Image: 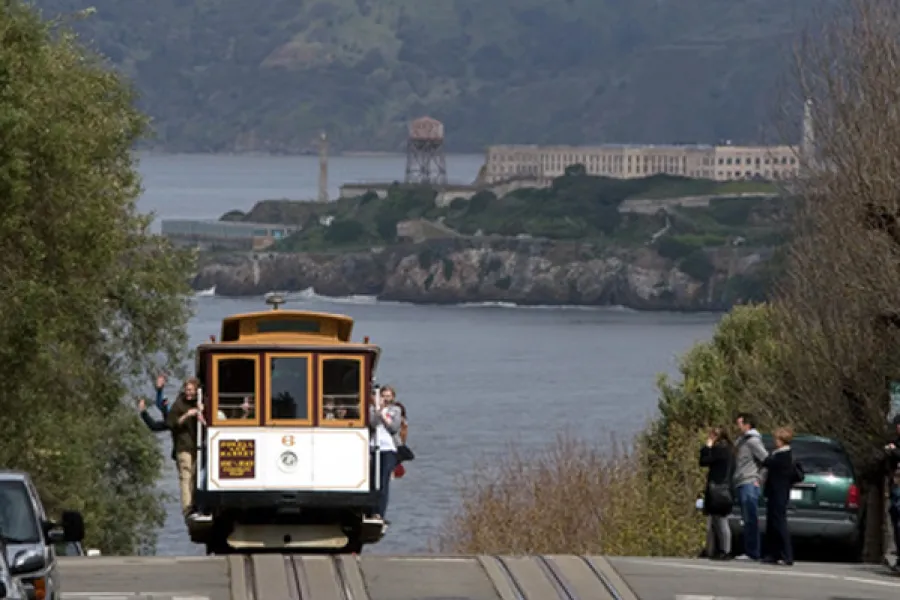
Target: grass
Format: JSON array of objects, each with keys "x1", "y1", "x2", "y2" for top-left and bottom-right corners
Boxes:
[
  {"x1": 433, "y1": 427, "x2": 707, "y2": 556},
  {"x1": 633, "y1": 179, "x2": 778, "y2": 200}
]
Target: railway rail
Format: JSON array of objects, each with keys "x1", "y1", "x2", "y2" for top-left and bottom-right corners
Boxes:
[{"x1": 228, "y1": 554, "x2": 637, "y2": 600}]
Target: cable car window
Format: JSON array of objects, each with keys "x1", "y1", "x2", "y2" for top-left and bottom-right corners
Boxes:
[
  {"x1": 269, "y1": 356, "x2": 311, "y2": 421},
  {"x1": 320, "y1": 355, "x2": 364, "y2": 426},
  {"x1": 213, "y1": 356, "x2": 258, "y2": 424}
]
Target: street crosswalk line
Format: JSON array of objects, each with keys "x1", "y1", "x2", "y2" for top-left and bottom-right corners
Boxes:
[
  {"x1": 675, "y1": 596, "x2": 800, "y2": 600},
  {"x1": 61, "y1": 594, "x2": 211, "y2": 600}
]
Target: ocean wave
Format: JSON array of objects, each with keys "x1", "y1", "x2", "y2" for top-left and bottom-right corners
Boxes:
[{"x1": 286, "y1": 287, "x2": 381, "y2": 305}]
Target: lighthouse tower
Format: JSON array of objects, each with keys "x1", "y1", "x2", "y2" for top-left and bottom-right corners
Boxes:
[{"x1": 801, "y1": 98, "x2": 816, "y2": 171}]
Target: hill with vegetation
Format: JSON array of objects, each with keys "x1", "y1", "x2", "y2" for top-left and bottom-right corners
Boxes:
[
  {"x1": 35, "y1": 0, "x2": 824, "y2": 153},
  {"x1": 219, "y1": 173, "x2": 790, "y2": 299},
  {"x1": 227, "y1": 173, "x2": 788, "y2": 247}
]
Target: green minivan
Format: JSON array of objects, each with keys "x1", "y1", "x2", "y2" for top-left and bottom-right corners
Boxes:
[{"x1": 727, "y1": 434, "x2": 864, "y2": 561}]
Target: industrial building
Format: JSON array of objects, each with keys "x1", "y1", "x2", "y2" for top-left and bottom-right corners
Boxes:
[{"x1": 161, "y1": 219, "x2": 300, "y2": 251}]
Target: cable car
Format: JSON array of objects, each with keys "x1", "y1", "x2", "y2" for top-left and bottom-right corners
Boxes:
[{"x1": 187, "y1": 293, "x2": 386, "y2": 554}]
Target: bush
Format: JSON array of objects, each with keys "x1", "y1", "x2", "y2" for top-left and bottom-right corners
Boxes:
[
  {"x1": 678, "y1": 250, "x2": 716, "y2": 281},
  {"x1": 435, "y1": 429, "x2": 706, "y2": 556},
  {"x1": 376, "y1": 215, "x2": 397, "y2": 241},
  {"x1": 656, "y1": 236, "x2": 696, "y2": 260},
  {"x1": 323, "y1": 219, "x2": 366, "y2": 244},
  {"x1": 648, "y1": 304, "x2": 780, "y2": 459},
  {"x1": 708, "y1": 197, "x2": 759, "y2": 226},
  {"x1": 442, "y1": 258, "x2": 454, "y2": 280},
  {"x1": 417, "y1": 248, "x2": 435, "y2": 269},
  {"x1": 467, "y1": 190, "x2": 495, "y2": 214}
]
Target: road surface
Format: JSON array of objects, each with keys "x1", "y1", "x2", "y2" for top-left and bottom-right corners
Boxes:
[{"x1": 57, "y1": 554, "x2": 900, "y2": 600}]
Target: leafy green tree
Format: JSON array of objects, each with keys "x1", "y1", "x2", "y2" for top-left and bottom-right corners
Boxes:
[
  {"x1": 647, "y1": 303, "x2": 781, "y2": 459},
  {"x1": 323, "y1": 219, "x2": 366, "y2": 244},
  {"x1": 0, "y1": 2, "x2": 194, "y2": 554}
]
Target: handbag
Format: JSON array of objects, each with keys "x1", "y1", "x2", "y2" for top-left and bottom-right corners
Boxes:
[
  {"x1": 397, "y1": 444, "x2": 415, "y2": 463},
  {"x1": 705, "y1": 451, "x2": 734, "y2": 515}
]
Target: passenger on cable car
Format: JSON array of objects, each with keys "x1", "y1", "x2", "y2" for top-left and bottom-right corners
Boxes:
[
  {"x1": 392, "y1": 401, "x2": 414, "y2": 478},
  {"x1": 166, "y1": 378, "x2": 203, "y2": 522},
  {"x1": 137, "y1": 397, "x2": 168, "y2": 434},
  {"x1": 154, "y1": 373, "x2": 169, "y2": 417},
  {"x1": 137, "y1": 373, "x2": 170, "y2": 432},
  {"x1": 370, "y1": 385, "x2": 402, "y2": 520},
  {"x1": 323, "y1": 397, "x2": 347, "y2": 420}
]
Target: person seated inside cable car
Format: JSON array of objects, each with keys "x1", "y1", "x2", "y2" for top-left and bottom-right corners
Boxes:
[{"x1": 216, "y1": 396, "x2": 253, "y2": 420}]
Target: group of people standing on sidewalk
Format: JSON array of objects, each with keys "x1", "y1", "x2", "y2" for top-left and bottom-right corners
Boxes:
[
  {"x1": 699, "y1": 413, "x2": 803, "y2": 565},
  {"x1": 700, "y1": 412, "x2": 900, "y2": 567}
]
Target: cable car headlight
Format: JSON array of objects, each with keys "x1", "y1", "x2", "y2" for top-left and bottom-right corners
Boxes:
[{"x1": 278, "y1": 450, "x2": 298, "y2": 472}]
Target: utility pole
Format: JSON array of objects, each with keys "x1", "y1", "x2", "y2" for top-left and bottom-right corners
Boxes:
[{"x1": 318, "y1": 131, "x2": 329, "y2": 203}]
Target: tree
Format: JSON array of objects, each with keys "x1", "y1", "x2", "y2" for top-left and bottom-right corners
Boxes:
[
  {"x1": 653, "y1": 0, "x2": 900, "y2": 561},
  {"x1": 767, "y1": 0, "x2": 900, "y2": 561},
  {"x1": 323, "y1": 219, "x2": 366, "y2": 244},
  {"x1": 649, "y1": 304, "x2": 781, "y2": 458},
  {"x1": 0, "y1": 3, "x2": 194, "y2": 554}
]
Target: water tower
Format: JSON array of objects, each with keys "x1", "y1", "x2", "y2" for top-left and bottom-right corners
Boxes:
[{"x1": 405, "y1": 116, "x2": 447, "y2": 185}]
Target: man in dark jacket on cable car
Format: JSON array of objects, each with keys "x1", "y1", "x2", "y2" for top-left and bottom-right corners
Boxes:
[{"x1": 166, "y1": 378, "x2": 203, "y2": 522}]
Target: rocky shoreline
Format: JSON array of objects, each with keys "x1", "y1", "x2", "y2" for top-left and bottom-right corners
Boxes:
[{"x1": 191, "y1": 238, "x2": 774, "y2": 311}]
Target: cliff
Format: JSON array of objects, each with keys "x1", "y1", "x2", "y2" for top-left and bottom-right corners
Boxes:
[{"x1": 192, "y1": 238, "x2": 774, "y2": 311}]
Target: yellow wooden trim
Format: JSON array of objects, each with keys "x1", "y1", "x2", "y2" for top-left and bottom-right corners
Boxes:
[
  {"x1": 317, "y1": 354, "x2": 366, "y2": 429},
  {"x1": 221, "y1": 310, "x2": 354, "y2": 343},
  {"x1": 210, "y1": 354, "x2": 261, "y2": 427},
  {"x1": 264, "y1": 352, "x2": 314, "y2": 426}
]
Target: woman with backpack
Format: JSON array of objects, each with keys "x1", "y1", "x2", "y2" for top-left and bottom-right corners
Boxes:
[{"x1": 700, "y1": 427, "x2": 735, "y2": 560}]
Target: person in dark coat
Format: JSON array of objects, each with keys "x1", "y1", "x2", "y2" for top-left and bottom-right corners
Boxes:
[
  {"x1": 885, "y1": 414, "x2": 900, "y2": 569},
  {"x1": 699, "y1": 427, "x2": 734, "y2": 559},
  {"x1": 762, "y1": 426, "x2": 798, "y2": 565}
]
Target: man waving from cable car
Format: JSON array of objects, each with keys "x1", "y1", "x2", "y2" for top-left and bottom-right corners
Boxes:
[{"x1": 166, "y1": 378, "x2": 203, "y2": 522}]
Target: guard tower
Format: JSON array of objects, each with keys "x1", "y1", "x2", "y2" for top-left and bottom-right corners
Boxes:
[{"x1": 405, "y1": 116, "x2": 447, "y2": 185}]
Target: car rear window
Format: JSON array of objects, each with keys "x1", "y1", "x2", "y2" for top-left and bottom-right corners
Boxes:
[
  {"x1": 0, "y1": 481, "x2": 40, "y2": 544},
  {"x1": 791, "y1": 441, "x2": 854, "y2": 478}
]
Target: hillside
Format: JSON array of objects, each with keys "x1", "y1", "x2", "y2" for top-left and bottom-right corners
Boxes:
[
  {"x1": 34, "y1": 0, "x2": 827, "y2": 153},
  {"x1": 225, "y1": 174, "x2": 790, "y2": 256}
]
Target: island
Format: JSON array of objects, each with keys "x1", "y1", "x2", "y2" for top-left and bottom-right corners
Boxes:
[{"x1": 189, "y1": 171, "x2": 789, "y2": 311}]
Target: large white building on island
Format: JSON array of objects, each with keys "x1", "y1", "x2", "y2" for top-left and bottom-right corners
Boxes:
[{"x1": 480, "y1": 102, "x2": 815, "y2": 184}]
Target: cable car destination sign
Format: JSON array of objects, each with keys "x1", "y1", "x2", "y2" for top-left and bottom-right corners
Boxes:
[{"x1": 218, "y1": 439, "x2": 256, "y2": 479}]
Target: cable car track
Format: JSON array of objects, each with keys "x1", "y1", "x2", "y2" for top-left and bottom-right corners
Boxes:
[{"x1": 228, "y1": 554, "x2": 638, "y2": 599}]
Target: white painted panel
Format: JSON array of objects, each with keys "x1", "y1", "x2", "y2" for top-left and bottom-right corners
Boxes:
[
  {"x1": 311, "y1": 429, "x2": 370, "y2": 491},
  {"x1": 206, "y1": 428, "x2": 314, "y2": 490},
  {"x1": 258, "y1": 429, "x2": 314, "y2": 489},
  {"x1": 205, "y1": 428, "x2": 371, "y2": 491}
]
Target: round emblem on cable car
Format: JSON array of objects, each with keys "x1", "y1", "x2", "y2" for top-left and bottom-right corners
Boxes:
[{"x1": 278, "y1": 450, "x2": 298, "y2": 473}]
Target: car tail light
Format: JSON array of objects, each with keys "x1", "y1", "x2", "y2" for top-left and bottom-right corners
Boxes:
[{"x1": 846, "y1": 483, "x2": 860, "y2": 510}]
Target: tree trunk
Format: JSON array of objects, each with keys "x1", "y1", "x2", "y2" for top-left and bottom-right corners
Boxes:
[{"x1": 862, "y1": 475, "x2": 887, "y2": 563}]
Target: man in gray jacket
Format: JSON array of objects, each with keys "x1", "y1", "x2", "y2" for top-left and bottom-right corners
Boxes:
[{"x1": 733, "y1": 412, "x2": 769, "y2": 560}]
